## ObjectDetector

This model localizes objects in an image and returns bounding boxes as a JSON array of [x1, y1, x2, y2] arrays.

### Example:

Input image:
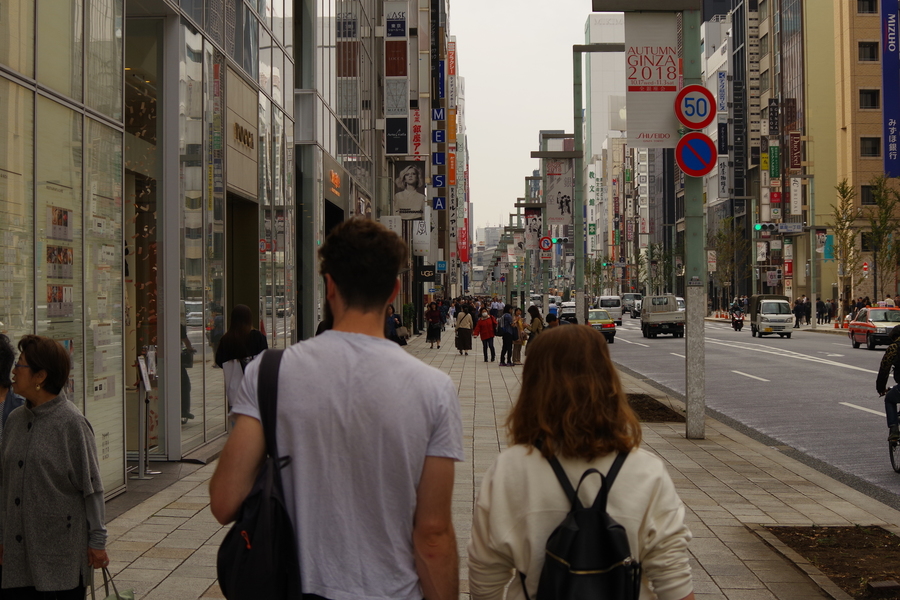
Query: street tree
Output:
[[863, 175, 900, 300], [643, 243, 673, 295], [708, 216, 751, 309], [826, 179, 862, 322]]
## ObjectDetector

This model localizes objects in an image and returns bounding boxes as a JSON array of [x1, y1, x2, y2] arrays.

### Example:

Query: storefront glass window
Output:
[[243, 4, 259, 80], [84, 117, 125, 490], [206, 0, 225, 47], [259, 92, 274, 345], [0, 0, 35, 76], [37, 0, 83, 101], [86, 0, 123, 120], [0, 79, 35, 341], [180, 21, 206, 452], [181, 0, 203, 26], [259, 27, 272, 97], [284, 0, 293, 87], [35, 97, 84, 409], [272, 47, 283, 108], [205, 43, 226, 439], [124, 18, 164, 458], [271, 0, 283, 45]]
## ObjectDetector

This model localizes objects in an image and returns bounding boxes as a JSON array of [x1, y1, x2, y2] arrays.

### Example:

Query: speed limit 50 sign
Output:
[[674, 84, 716, 130]]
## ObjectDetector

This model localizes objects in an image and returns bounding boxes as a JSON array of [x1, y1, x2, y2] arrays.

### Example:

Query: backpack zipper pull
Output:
[[241, 530, 252, 550]]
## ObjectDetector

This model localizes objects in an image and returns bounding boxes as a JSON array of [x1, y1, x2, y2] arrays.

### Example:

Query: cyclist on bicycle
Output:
[[875, 324, 900, 442]]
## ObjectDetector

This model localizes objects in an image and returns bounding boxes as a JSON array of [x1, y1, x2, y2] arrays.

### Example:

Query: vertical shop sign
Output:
[[717, 70, 727, 112], [448, 40, 457, 107], [384, 5, 409, 155], [545, 159, 574, 226], [385, 1, 407, 37], [789, 131, 802, 170], [769, 142, 780, 178], [412, 207, 431, 257], [768, 98, 780, 136], [624, 12, 679, 148], [790, 176, 802, 215], [883, 0, 900, 175]]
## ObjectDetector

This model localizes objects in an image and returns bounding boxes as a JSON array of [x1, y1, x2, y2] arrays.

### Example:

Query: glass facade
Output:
[[0, 0, 126, 495], [160, 1, 293, 455]]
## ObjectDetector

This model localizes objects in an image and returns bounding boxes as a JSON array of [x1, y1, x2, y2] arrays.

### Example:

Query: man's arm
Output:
[[209, 415, 267, 525], [413, 456, 458, 600], [877, 343, 897, 394]]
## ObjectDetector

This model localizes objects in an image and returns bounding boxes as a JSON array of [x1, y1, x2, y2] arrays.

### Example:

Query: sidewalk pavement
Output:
[[102, 326, 900, 599]]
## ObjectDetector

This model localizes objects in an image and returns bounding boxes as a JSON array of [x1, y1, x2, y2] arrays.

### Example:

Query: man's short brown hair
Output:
[[319, 218, 408, 312]]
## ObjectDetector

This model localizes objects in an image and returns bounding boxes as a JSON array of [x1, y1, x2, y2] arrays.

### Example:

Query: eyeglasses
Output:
[[13, 363, 32, 370]]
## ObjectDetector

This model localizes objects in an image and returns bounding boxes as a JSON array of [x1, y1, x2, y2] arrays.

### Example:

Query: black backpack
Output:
[[217, 349, 301, 599], [521, 451, 641, 600]]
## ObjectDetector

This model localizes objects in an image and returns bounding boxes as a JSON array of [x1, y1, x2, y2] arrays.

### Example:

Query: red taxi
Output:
[[848, 307, 900, 349]]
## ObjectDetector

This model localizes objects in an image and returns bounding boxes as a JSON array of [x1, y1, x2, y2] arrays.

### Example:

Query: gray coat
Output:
[[0, 395, 103, 591]]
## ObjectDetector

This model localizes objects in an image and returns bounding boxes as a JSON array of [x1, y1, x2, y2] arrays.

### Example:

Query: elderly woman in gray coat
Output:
[[0, 335, 108, 598]]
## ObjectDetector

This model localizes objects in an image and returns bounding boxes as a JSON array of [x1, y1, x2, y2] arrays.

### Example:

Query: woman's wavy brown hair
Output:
[[507, 325, 641, 460]]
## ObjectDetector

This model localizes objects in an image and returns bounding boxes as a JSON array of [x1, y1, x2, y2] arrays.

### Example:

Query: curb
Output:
[[747, 524, 854, 600]]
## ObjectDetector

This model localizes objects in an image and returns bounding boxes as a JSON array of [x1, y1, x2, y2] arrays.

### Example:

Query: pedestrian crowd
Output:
[[207, 218, 696, 600]]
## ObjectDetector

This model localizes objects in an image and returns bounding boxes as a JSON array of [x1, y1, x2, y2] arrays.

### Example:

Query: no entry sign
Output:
[[676, 132, 717, 177], [674, 84, 717, 130]]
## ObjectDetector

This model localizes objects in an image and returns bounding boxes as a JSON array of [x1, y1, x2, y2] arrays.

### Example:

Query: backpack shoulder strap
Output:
[[592, 451, 629, 511], [546, 455, 581, 509], [257, 349, 285, 459]]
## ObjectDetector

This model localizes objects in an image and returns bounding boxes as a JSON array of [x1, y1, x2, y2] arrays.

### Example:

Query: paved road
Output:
[[608, 313, 900, 505]]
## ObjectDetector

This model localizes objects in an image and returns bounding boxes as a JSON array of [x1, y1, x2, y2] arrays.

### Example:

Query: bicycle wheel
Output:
[[891, 440, 900, 473]]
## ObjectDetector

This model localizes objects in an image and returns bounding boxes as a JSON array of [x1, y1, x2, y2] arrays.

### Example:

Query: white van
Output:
[[597, 296, 623, 326]]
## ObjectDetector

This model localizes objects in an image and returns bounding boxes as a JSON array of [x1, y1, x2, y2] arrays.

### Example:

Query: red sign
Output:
[[674, 84, 717, 129], [770, 191, 782, 203], [863, 262, 869, 272], [675, 132, 718, 177], [784, 260, 793, 277]]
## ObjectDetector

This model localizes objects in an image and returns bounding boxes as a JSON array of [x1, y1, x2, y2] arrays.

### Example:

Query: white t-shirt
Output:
[[232, 331, 464, 600]]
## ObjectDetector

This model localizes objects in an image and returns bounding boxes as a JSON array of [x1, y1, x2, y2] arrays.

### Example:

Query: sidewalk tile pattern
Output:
[[101, 326, 900, 599]]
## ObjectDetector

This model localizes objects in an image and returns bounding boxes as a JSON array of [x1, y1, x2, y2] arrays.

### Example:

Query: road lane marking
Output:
[[618, 338, 649, 347], [671, 353, 685, 358], [839, 402, 885, 417], [732, 370, 769, 382], [705, 338, 878, 374]]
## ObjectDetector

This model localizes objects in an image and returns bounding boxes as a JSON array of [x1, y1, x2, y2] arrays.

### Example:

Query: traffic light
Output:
[[754, 222, 776, 233], [551, 236, 570, 243]]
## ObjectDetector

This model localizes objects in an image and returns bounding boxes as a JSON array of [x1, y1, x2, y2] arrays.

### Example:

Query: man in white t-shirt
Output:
[[210, 218, 464, 600]]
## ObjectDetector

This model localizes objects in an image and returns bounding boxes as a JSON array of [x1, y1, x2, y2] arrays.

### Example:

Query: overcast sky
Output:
[[450, 0, 596, 230]]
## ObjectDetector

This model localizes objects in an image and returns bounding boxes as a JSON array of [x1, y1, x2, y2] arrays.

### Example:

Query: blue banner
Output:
[[883, 0, 900, 175]]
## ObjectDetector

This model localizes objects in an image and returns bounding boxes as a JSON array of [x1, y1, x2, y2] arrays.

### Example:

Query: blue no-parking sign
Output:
[[675, 132, 717, 177]]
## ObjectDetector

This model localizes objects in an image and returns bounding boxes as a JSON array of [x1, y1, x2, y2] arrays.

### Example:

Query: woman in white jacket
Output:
[[467, 325, 695, 600]]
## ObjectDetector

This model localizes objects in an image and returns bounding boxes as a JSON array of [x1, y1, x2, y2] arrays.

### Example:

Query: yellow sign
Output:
[[760, 152, 769, 172]]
